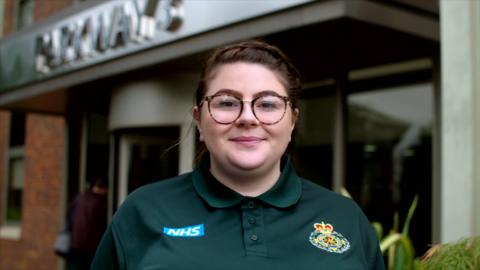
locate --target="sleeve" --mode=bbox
[90,222,124,270]
[368,236,385,270]
[359,211,386,270]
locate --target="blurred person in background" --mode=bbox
[67,176,108,270]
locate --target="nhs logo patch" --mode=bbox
[163,224,205,237]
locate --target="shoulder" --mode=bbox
[294,178,384,268]
[128,172,193,201]
[112,172,195,221]
[297,178,373,229]
[299,178,359,211]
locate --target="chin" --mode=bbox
[227,155,269,171]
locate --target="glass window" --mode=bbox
[9,112,25,146]
[3,112,26,227]
[292,87,335,189]
[16,0,34,30]
[5,153,24,225]
[86,113,110,188]
[346,83,433,255]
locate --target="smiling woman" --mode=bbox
[192,61,298,197]
[91,40,386,270]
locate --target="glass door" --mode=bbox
[117,127,179,206]
[292,86,336,189]
[346,82,433,254]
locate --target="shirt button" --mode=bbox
[248,217,256,224]
[250,235,258,241]
[247,201,256,209]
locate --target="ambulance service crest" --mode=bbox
[308,222,350,253]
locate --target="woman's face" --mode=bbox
[193,62,298,176]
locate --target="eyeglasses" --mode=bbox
[200,93,291,125]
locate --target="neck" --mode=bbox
[209,159,281,197]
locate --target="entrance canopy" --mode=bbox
[0,0,438,113]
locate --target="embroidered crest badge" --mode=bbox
[309,222,350,253]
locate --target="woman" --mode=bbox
[91,40,385,269]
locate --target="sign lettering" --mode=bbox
[35,0,183,74]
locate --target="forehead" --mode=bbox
[206,62,287,97]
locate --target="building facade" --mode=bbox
[0,1,71,269]
[0,0,479,269]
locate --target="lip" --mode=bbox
[230,136,265,146]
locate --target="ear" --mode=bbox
[291,108,299,131]
[192,106,204,142]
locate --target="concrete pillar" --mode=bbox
[440,0,480,242]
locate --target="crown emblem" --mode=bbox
[314,222,334,234]
[309,221,350,253]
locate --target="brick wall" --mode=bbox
[2,0,73,36]
[34,0,73,22]
[0,0,72,269]
[0,114,65,270]
[2,0,15,35]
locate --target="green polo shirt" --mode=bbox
[91,158,385,269]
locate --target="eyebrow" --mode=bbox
[210,89,283,98]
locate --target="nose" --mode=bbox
[235,101,258,126]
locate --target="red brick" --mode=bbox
[1,0,74,269]
[0,113,66,270]
[34,0,73,23]
[2,0,15,35]
[2,0,73,37]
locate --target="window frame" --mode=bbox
[0,113,26,240]
[15,0,35,30]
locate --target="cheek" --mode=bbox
[282,120,296,142]
[199,119,227,145]
[267,123,294,144]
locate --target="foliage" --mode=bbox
[340,187,421,269]
[340,188,480,269]
[377,195,423,270]
[420,236,480,269]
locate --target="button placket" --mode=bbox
[241,200,267,256]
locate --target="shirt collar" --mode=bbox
[192,156,302,208]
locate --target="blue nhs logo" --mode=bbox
[163,224,205,237]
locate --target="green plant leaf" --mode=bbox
[339,186,352,198]
[402,195,418,236]
[372,221,384,240]
[380,233,402,254]
[394,235,415,270]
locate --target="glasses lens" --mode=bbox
[209,95,241,124]
[253,95,286,124]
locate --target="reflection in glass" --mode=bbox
[6,157,24,225]
[293,89,335,189]
[126,128,179,193]
[347,83,433,255]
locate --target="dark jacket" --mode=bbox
[70,190,107,254]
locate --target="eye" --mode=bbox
[255,96,284,111]
[210,95,240,109]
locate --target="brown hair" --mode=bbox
[194,40,301,108]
